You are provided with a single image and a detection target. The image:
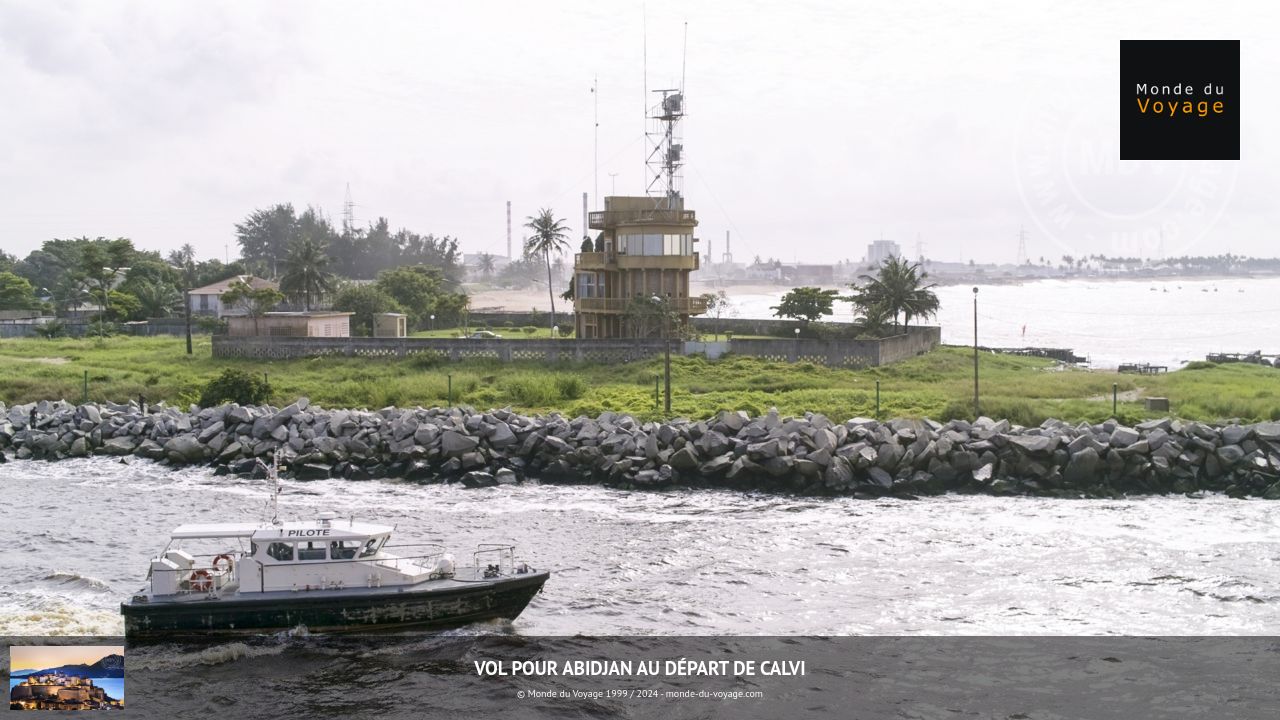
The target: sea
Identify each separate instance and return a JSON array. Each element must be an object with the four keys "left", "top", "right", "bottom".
[
  {"left": 724, "top": 276, "right": 1280, "bottom": 369},
  {"left": 4, "top": 459, "right": 1280, "bottom": 638},
  {"left": 4, "top": 460, "right": 1280, "bottom": 717}
]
